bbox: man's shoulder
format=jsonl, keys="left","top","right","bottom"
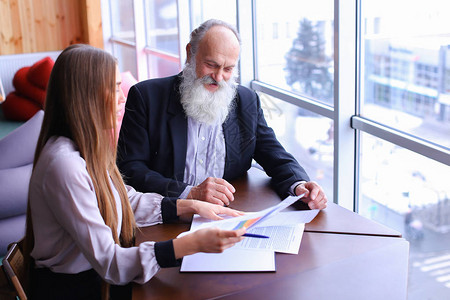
{"left": 235, "top": 85, "right": 259, "bottom": 110}
{"left": 236, "top": 84, "right": 256, "bottom": 100}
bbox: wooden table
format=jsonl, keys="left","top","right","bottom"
{"left": 232, "top": 167, "right": 402, "bottom": 237}
{"left": 133, "top": 168, "right": 409, "bottom": 300}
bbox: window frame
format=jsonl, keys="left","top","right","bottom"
{"left": 102, "top": 0, "right": 450, "bottom": 212}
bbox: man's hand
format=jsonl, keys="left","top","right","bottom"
{"left": 295, "top": 181, "right": 327, "bottom": 210}
{"left": 187, "top": 177, "right": 236, "bottom": 206}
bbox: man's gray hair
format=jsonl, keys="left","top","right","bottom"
{"left": 188, "top": 19, "right": 241, "bottom": 59}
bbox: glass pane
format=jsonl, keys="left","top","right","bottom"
{"left": 144, "top": 0, "right": 179, "bottom": 55}
{"left": 190, "top": 0, "right": 237, "bottom": 29}
{"left": 359, "top": 132, "right": 450, "bottom": 299}
{"left": 361, "top": 0, "right": 450, "bottom": 148}
{"left": 113, "top": 44, "right": 137, "bottom": 79}
{"left": 258, "top": 91, "right": 333, "bottom": 201}
{"left": 110, "top": 0, "right": 135, "bottom": 42}
{"left": 255, "top": 0, "right": 334, "bottom": 105}
{"left": 147, "top": 56, "right": 179, "bottom": 78}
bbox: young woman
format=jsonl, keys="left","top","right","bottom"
{"left": 24, "top": 44, "right": 245, "bottom": 300}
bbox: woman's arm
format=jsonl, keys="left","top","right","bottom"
{"left": 173, "top": 227, "right": 245, "bottom": 258}
{"left": 173, "top": 199, "right": 245, "bottom": 258}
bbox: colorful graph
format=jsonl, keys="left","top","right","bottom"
{"left": 233, "top": 216, "right": 262, "bottom": 230}
{"left": 232, "top": 195, "right": 303, "bottom": 231}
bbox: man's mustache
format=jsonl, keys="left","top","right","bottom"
{"left": 200, "top": 75, "right": 218, "bottom": 85}
{"left": 200, "top": 75, "right": 232, "bottom": 89}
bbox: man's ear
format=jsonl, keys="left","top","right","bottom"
{"left": 186, "top": 43, "right": 192, "bottom": 63}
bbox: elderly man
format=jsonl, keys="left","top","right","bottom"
{"left": 118, "top": 19, "right": 327, "bottom": 210}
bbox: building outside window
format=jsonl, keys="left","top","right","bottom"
{"left": 360, "top": 0, "right": 450, "bottom": 297}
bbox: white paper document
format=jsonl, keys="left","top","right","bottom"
{"left": 256, "top": 209, "right": 320, "bottom": 227}
{"left": 235, "top": 223, "right": 305, "bottom": 254}
{"left": 180, "top": 248, "right": 275, "bottom": 272}
{"left": 191, "top": 195, "right": 310, "bottom": 232}
{"left": 179, "top": 196, "right": 320, "bottom": 272}
{"left": 189, "top": 213, "right": 309, "bottom": 254}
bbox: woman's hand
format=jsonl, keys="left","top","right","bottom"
{"left": 177, "top": 199, "right": 244, "bottom": 220}
{"left": 194, "top": 201, "right": 244, "bottom": 220}
{"left": 173, "top": 227, "right": 246, "bottom": 258}
{"left": 191, "top": 227, "right": 246, "bottom": 253}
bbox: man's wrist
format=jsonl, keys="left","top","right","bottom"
{"left": 292, "top": 181, "right": 307, "bottom": 196}
{"left": 180, "top": 185, "right": 194, "bottom": 199}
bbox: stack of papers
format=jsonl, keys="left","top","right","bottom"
{"left": 179, "top": 195, "right": 320, "bottom": 272}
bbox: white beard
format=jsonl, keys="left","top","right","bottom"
{"left": 180, "top": 61, "right": 238, "bottom": 125}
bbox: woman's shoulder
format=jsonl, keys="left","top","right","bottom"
{"left": 41, "top": 136, "right": 81, "bottom": 161}
{"left": 36, "top": 136, "right": 87, "bottom": 181}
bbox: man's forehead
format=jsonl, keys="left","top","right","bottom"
{"left": 197, "top": 35, "right": 240, "bottom": 65}
{"left": 200, "top": 26, "right": 240, "bottom": 51}
{"left": 204, "top": 25, "right": 238, "bottom": 39}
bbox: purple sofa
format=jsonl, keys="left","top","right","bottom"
{"left": 0, "top": 110, "right": 43, "bottom": 256}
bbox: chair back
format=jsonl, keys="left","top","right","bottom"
{"left": 2, "top": 241, "right": 27, "bottom": 300}
{"left": 0, "top": 266, "right": 17, "bottom": 300}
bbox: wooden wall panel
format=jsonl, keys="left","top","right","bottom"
{"left": 0, "top": 0, "right": 102, "bottom": 55}
{"left": 80, "top": 0, "right": 104, "bottom": 49}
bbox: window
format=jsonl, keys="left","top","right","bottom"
{"left": 359, "top": 0, "right": 450, "bottom": 297}
{"left": 103, "top": 1, "right": 450, "bottom": 297}
{"left": 190, "top": 0, "right": 236, "bottom": 28}
{"left": 272, "top": 23, "right": 279, "bottom": 40}
{"left": 358, "top": 133, "right": 450, "bottom": 296}
{"left": 360, "top": 0, "right": 450, "bottom": 148}
{"left": 103, "top": 0, "right": 182, "bottom": 81}
{"left": 258, "top": 91, "right": 333, "bottom": 201}
{"left": 104, "top": 0, "right": 137, "bottom": 77}
{"left": 254, "top": 0, "right": 334, "bottom": 106}
{"left": 143, "top": 0, "right": 180, "bottom": 78}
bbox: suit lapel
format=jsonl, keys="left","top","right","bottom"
{"left": 168, "top": 78, "right": 188, "bottom": 180}
{"left": 223, "top": 94, "right": 240, "bottom": 179}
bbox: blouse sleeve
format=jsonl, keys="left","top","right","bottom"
{"left": 37, "top": 152, "right": 160, "bottom": 285}
{"left": 126, "top": 185, "right": 163, "bottom": 227}
{"left": 126, "top": 185, "right": 179, "bottom": 226}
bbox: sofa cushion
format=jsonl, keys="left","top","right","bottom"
{"left": 0, "top": 165, "right": 32, "bottom": 218}
{"left": 2, "top": 57, "right": 54, "bottom": 121}
{"left": 12, "top": 67, "right": 46, "bottom": 107}
{"left": 27, "top": 56, "right": 54, "bottom": 89}
{"left": 0, "top": 110, "right": 43, "bottom": 169}
{"left": 2, "top": 92, "right": 42, "bottom": 121}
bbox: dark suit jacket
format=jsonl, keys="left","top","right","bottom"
{"left": 117, "top": 73, "right": 309, "bottom": 199}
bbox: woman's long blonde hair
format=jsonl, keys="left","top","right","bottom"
{"left": 24, "top": 44, "right": 136, "bottom": 272}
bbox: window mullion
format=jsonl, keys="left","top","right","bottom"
{"left": 176, "top": 0, "right": 190, "bottom": 70}
{"left": 334, "top": 0, "right": 358, "bottom": 210}
{"left": 236, "top": 0, "right": 255, "bottom": 88}
{"left": 133, "top": 0, "right": 148, "bottom": 81}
